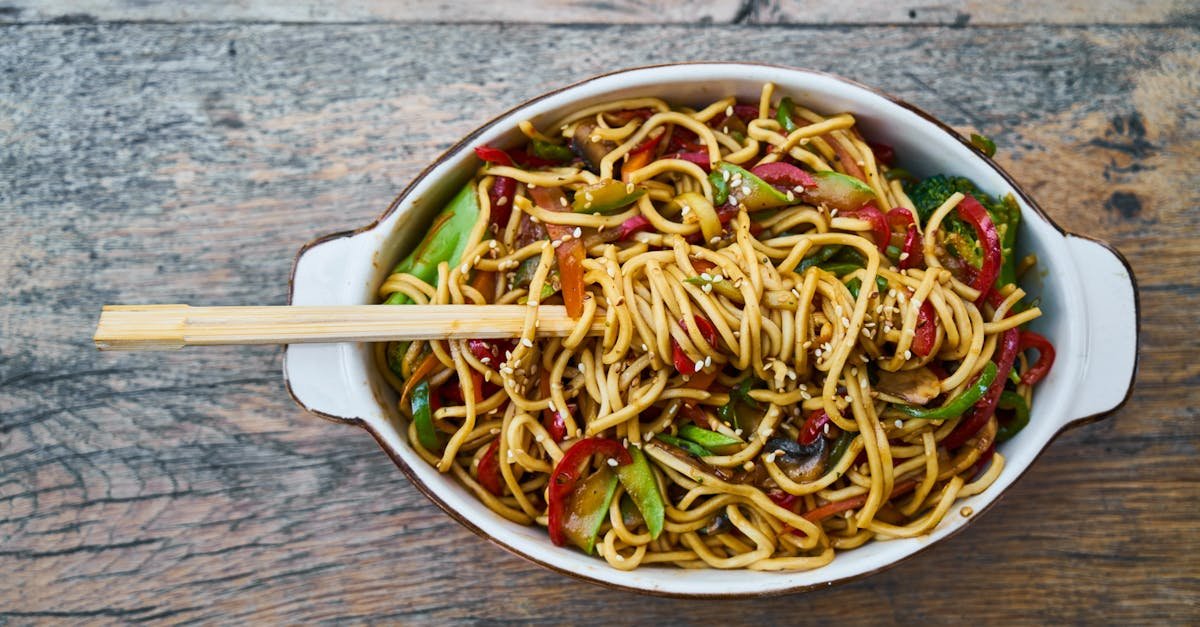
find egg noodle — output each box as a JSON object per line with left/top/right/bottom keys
{"left": 375, "top": 83, "right": 1049, "bottom": 571}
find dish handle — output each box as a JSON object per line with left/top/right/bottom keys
{"left": 285, "top": 232, "right": 369, "bottom": 424}
{"left": 1063, "top": 235, "right": 1138, "bottom": 422}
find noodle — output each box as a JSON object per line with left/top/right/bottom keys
{"left": 374, "top": 83, "right": 1049, "bottom": 571}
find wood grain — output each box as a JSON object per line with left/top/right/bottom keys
{"left": 2, "top": 19, "right": 1198, "bottom": 624}
{"left": 2, "top": 0, "right": 1198, "bottom": 25}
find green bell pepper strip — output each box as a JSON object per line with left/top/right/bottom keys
{"left": 827, "top": 431, "right": 856, "bottom": 469}
{"left": 410, "top": 380, "right": 441, "bottom": 451}
{"left": 892, "top": 362, "right": 999, "bottom": 421}
{"left": 717, "top": 377, "right": 760, "bottom": 429}
{"left": 776, "top": 96, "right": 799, "bottom": 133}
{"left": 655, "top": 433, "right": 713, "bottom": 458}
{"left": 531, "top": 138, "right": 575, "bottom": 163}
{"left": 707, "top": 169, "right": 730, "bottom": 206}
{"left": 995, "top": 391, "right": 1030, "bottom": 442}
{"left": 385, "top": 341, "right": 409, "bottom": 380}
{"left": 678, "top": 424, "right": 743, "bottom": 449}
{"left": 684, "top": 274, "right": 741, "bottom": 300}
{"left": 615, "top": 446, "right": 665, "bottom": 539}
{"left": 384, "top": 183, "right": 480, "bottom": 305}
{"left": 796, "top": 245, "right": 842, "bottom": 274}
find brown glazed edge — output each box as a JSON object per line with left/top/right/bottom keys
{"left": 282, "top": 62, "right": 1142, "bottom": 599}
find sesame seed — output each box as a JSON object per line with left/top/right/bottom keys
{"left": 694, "top": 360, "right": 704, "bottom": 373}
{"left": 606, "top": 457, "right": 619, "bottom": 467}
{"left": 521, "top": 338, "right": 534, "bottom": 348}
{"left": 904, "top": 350, "right": 912, "bottom": 360}
{"left": 743, "top": 461, "right": 755, "bottom": 470}
{"left": 497, "top": 196, "right": 508, "bottom": 206}
{"left": 460, "top": 263, "right": 470, "bottom": 274}
{"left": 725, "top": 105, "right": 734, "bottom": 117}
{"left": 701, "top": 284, "right": 712, "bottom": 293}
{"left": 894, "top": 420, "right": 903, "bottom": 428}
{"left": 705, "top": 355, "right": 713, "bottom": 367}
{"left": 573, "top": 227, "right": 582, "bottom": 238}
{"left": 764, "top": 452, "right": 777, "bottom": 463}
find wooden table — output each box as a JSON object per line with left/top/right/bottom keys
{"left": 3, "top": 2, "right": 1197, "bottom": 622}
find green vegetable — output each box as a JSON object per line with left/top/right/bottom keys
{"left": 715, "top": 163, "right": 791, "bottom": 211}
{"left": 410, "top": 380, "right": 441, "bottom": 450}
{"left": 514, "top": 255, "right": 559, "bottom": 300}
{"left": 970, "top": 133, "right": 997, "bottom": 158}
{"left": 823, "top": 262, "right": 862, "bottom": 277}
{"left": 685, "top": 274, "right": 741, "bottom": 300}
{"left": 995, "top": 391, "right": 1030, "bottom": 442}
{"left": 718, "top": 377, "right": 761, "bottom": 429}
{"left": 385, "top": 184, "right": 480, "bottom": 305}
{"left": 678, "top": 424, "right": 742, "bottom": 450}
{"left": 883, "top": 167, "right": 918, "bottom": 183}
{"left": 385, "top": 341, "right": 409, "bottom": 380}
{"left": 905, "top": 174, "right": 1021, "bottom": 289}
{"left": 893, "top": 362, "right": 998, "bottom": 421}
{"left": 776, "top": 96, "right": 799, "bottom": 133}
{"left": 802, "top": 170, "right": 875, "bottom": 212}
{"left": 614, "top": 447, "right": 665, "bottom": 539}
{"left": 572, "top": 179, "right": 645, "bottom": 214}
{"left": 561, "top": 467, "right": 620, "bottom": 554}
{"left": 655, "top": 433, "right": 713, "bottom": 457}
{"left": 531, "top": 138, "right": 574, "bottom": 163}
{"left": 828, "top": 431, "right": 855, "bottom": 468}
{"left": 708, "top": 170, "right": 730, "bottom": 205}
{"left": 796, "top": 245, "right": 842, "bottom": 274}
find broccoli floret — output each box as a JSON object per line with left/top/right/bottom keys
{"left": 904, "top": 174, "right": 1021, "bottom": 287}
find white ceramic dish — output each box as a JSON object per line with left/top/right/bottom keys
{"left": 284, "top": 64, "right": 1138, "bottom": 597}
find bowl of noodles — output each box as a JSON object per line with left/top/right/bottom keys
{"left": 284, "top": 63, "right": 1138, "bottom": 596}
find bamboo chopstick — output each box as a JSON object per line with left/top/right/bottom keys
{"left": 94, "top": 304, "right": 605, "bottom": 351}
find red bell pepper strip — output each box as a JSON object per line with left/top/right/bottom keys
{"left": 665, "top": 151, "right": 712, "bottom": 172}
{"left": 886, "top": 207, "right": 915, "bottom": 231}
{"left": 869, "top": 142, "right": 895, "bottom": 166}
{"left": 475, "top": 145, "right": 515, "bottom": 167}
{"left": 899, "top": 225, "right": 925, "bottom": 270}
{"left": 768, "top": 490, "right": 801, "bottom": 512}
{"left": 547, "top": 438, "right": 632, "bottom": 547}
{"left": 528, "top": 186, "right": 587, "bottom": 318}
{"left": 798, "top": 409, "right": 831, "bottom": 446}
{"left": 885, "top": 208, "right": 924, "bottom": 269}
{"left": 615, "top": 215, "right": 651, "bottom": 241}
{"left": 665, "top": 127, "right": 703, "bottom": 153}
{"left": 1018, "top": 330, "right": 1056, "bottom": 385}
{"left": 956, "top": 195, "right": 1002, "bottom": 303}
{"left": 477, "top": 438, "right": 504, "bottom": 496}
{"left": 733, "top": 104, "right": 762, "bottom": 121}
{"left": 538, "top": 369, "right": 568, "bottom": 442}
{"left": 841, "top": 204, "right": 890, "bottom": 252}
{"left": 623, "top": 129, "right": 665, "bottom": 175}
{"left": 511, "top": 149, "right": 563, "bottom": 169}
{"left": 911, "top": 299, "right": 937, "bottom": 357}
{"left": 749, "top": 162, "right": 816, "bottom": 192}
{"left": 671, "top": 315, "right": 719, "bottom": 375}
{"left": 802, "top": 480, "right": 918, "bottom": 523}
{"left": 487, "top": 175, "right": 516, "bottom": 232}
{"left": 941, "top": 325, "right": 1020, "bottom": 450}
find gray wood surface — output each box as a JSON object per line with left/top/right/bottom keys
{"left": 2, "top": 14, "right": 1198, "bottom": 625}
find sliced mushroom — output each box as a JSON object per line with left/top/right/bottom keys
{"left": 571, "top": 121, "right": 616, "bottom": 173}
{"left": 875, "top": 366, "right": 941, "bottom": 405}
{"left": 766, "top": 436, "right": 828, "bottom": 484}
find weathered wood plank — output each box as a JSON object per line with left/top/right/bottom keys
{"left": 1, "top": 0, "right": 1197, "bottom": 25}
{"left": 1, "top": 23, "right": 1197, "bottom": 624}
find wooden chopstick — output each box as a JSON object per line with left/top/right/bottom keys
{"left": 94, "top": 304, "right": 604, "bottom": 351}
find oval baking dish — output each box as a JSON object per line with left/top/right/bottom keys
{"left": 284, "top": 63, "right": 1138, "bottom": 597}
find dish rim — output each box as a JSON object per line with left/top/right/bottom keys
{"left": 282, "top": 62, "right": 1140, "bottom": 598}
